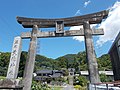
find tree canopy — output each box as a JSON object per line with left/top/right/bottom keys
{"left": 0, "top": 51, "right": 112, "bottom": 77}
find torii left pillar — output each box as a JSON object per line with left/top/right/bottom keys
{"left": 23, "top": 25, "right": 38, "bottom": 90}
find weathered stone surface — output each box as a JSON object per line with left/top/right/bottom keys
{"left": 21, "top": 29, "right": 104, "bottom": 39}
{"left": 16, "top": 10, "right": 109, "bottom": 89}
{"left": 16, "top": 10, "right": 109, "bottom": 28}
{"left": 7, "top": 36, "right": 22, "bottom": 79}
{"left": 83, "top": 21, "right": 100, "bottom": 83}
{"left": 0, "top": 79, "right": 23, "bottom": 89}
{"left": 23, "top": 25, "right": 38, "bottom": 90}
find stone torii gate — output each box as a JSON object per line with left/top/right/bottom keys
{"left": 16, "top": 10, "right": 108, "bottom": 90}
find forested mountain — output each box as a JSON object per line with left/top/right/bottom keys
{"left": 0, "top": 51, "right": 112, "bottom": 77}
{"left": 0, "top": 52, "right": 10, "bottom": 76}
{"left": 55, "top": 52, "right": 112, "bottom": 73}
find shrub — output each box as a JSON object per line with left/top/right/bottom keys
{"left": 31, "top": 81, "right": 51, "bottom": 90}
{"left": 74, "top": 76, "right": 88, "bottom": 86}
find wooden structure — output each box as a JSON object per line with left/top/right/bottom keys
{"left": 16, "top": 10, "right": 109, "bottom": 90}
{"left": 109, "top": 32, "right": 120, "bottom": 81}
{"left": 89, "top": 80, "right": 120, "bottom": 90}
{"left": 34, "top": 70, "right": 63, "bottom": 82}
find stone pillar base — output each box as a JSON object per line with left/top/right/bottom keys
{"left": 0, "top": 79, "right": 23, "bottom": 90}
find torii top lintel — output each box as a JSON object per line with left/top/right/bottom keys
{"left": 16, "top": 10, "right": 109, "bottom": 28}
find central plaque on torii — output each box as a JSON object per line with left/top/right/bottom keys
{"left": 17, "top": 10, "right": 109, "bottom": 90}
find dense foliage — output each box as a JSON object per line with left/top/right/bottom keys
{"left": 0, "top": 51, "right": 113, "bottom": 90}
{"left": 32, "top": 81, "right": 51, "bottom": 90}
{"left": 0, "top": 51, "right": 112, "bottom": 77}
{"left": 0, "top": 52, "right": 10, "bottom": 76}
{"left": 97, "top": 54, "right": 112, "bottom": 71}
{"left": 74, "top": 76, "right": 88, "bottom": 86}
{"left": 100, "top": 73, "right": 113, "bottom": 82}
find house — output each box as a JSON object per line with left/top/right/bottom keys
{"left": 34, "top": 70, "right": 63, "bottom": 82}
{"left": 109, "top": 32, "right": 120, "bottom": 81}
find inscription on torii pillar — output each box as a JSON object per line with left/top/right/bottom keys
{"left": 17, "top": 10, "right": 109, "bottom": 90}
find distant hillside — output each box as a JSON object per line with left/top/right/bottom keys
{"left": 55, "top": 51, "right": 112, "bottom": 72}
{"left": 0, "top": 51, "right": 112, "bottom": 77}
{"left": 19, "top": 51, "right": 56, "bottom": 76}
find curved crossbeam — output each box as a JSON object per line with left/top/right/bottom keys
{"left": 17, "top": 10, "right": 109, "bottom": 28}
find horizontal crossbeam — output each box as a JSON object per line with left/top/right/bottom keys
{"left": 17, "top": 10, "right": 109, "bottom": 28}
{"left": 21, "top": 29, "right": 104, "bottom": 39}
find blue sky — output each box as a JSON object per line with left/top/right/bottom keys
{"left": 0, "top": 0, "right": 120, "bottom": 59}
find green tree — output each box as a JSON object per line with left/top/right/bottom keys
{"left": 76, "top": 51, "right": 88, "bottom": 71}
{"left": 74, "top": 76, "right": 88, "bottom": 86}
{"left": 57, "top": 57, "right": 68, "bottom": 68}
{"left": 0, "top": 52, "right": 10, "bottom": 76}
{"left": 31, "top": 81, "right": 51, "bottom": 90}
{"left": 18, "top": 51, "right": 27, "bottom": 77}
{"left": 100, "top": 73, "right": 112, "bottom": 82}
{"left": 97, "top": 54, "right": 112, "bottom": 71}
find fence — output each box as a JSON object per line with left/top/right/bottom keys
{"left": 88, "top": 81, "right": 120, "bottom": 90}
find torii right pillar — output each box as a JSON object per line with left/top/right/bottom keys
{"left": 83, "top": 21, "right": 100, "bottom": 83}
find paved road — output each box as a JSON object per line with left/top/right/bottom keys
{"left": 63, "top": 84, "right": 75, "bottom": 90}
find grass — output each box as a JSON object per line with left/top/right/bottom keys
{"left": 0, "top": 76, "right": 6, "bottom": 80}
{"left": 50, "top": 86, "right": 63, "bottom": 90}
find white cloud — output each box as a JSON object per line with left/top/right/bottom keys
{"left": 96, "top": 1, "right": 120, "bottom": 46}
{"left": 70, "top": 24, "right": 97, "bottom": 42}
{"left": 71, "top": 1, "right": 120, "bottom": 47}
{"left": 84, "top": 0, "right": 91, "bottom": 7}
{"left": 70, "top": 26, "right": 84, "bottom": 42}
